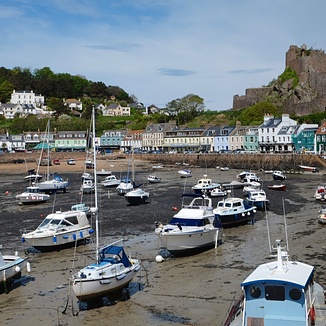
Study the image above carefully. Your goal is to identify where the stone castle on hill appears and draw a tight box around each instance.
[232,44,326,115]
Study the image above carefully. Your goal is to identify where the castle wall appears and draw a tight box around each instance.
[233,45,326,114]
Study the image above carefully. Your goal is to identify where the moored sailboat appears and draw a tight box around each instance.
[71,106,141,301]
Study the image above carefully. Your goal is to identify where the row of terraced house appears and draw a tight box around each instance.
[2,113,326,155]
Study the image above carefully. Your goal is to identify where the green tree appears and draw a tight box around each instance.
[166,94,205,125]
[239,102,280,125]
[0,80,14,102]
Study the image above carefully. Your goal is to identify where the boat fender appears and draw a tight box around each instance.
[15,266,21,273]
[308,306,316,325]
[172,206,178,211]
[155,255,164,263]
[27,262,31,273]
[73,234,77,241]
[53,236,57,243]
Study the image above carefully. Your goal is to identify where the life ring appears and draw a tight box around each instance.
[308,306,316,325]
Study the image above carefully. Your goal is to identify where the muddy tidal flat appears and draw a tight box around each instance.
[0,160,326,326]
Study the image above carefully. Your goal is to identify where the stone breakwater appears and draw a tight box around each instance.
[2,151,326,171]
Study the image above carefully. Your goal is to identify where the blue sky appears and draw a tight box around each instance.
[1,0,325,111]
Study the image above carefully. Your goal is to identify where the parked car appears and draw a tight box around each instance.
[53,159,60,165]
[67,158,76,165]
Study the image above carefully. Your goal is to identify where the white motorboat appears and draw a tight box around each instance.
[147,175,161,183]
[80,179,95,194]
[178,169,192,178]
[243,181,261,196]
[24,169,42,182]
[0,248,31,292]
[272,170,286,181]
[224,208,326,326]
[222,180,246,190]
[81,172,93,181]
[213,197,256,228]
[125,188,150,205]
[318,208,326,224]
[71,107,140,302]
[37,174,69,194]
[101,175,121,187]
[21,210,93,251]
[191,175,221,195]
[154,194,223,256]
[237,171,261,182]
[16,184,50,205]
[244,189,269,211]
[210,187,228,197]
[97,169,112,176]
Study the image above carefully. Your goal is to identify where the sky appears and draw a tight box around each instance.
[1,0,325,111]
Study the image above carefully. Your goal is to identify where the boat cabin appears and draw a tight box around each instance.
[241,240,317,326]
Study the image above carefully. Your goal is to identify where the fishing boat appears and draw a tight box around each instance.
[191,175,221,195]
[272,170,286,181]
[71,107,141,302]
[244,189,269,211]
[243,181,261,196]
[0,247,31,292]
[154,194,223,256]
[16,184,50,205]
[267,184,287,191]
[224,208,326,326]
[210,187,228,197]
[299,165,319,173]
[125,188,150,205]
[80,179,95,194]
[20,209,93,251]
[147,175,161,183]
[213,197,256,228]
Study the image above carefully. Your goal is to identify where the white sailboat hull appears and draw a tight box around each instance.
[72,259,140,301]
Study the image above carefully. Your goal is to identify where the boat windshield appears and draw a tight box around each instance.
[169,217,206,227]
[38,218,61,228]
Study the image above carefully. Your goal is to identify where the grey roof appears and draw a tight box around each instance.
[259,117,282,128]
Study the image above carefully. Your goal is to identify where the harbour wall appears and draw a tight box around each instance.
[2,151,326,171]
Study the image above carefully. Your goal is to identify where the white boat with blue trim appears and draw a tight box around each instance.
[154,194,223,256]
[20,210,93,251]
[71,106,141,302]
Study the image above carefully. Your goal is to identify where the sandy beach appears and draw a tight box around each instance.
[0,159,325,326]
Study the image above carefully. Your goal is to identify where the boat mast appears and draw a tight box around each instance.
[91,106,99,264]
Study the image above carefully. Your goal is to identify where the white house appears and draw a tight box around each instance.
[11,90,44,107]
[258,114,297,153]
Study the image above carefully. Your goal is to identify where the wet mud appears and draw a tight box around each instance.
[0,164,325,325]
